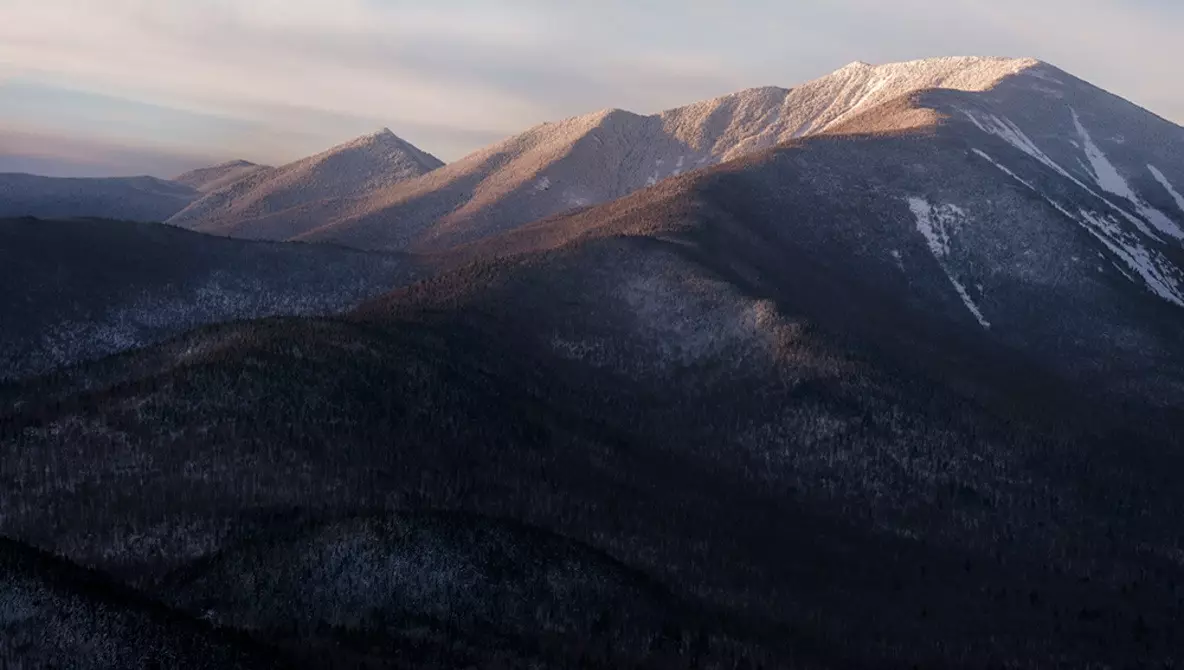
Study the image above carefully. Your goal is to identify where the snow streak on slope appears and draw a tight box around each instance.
[1148,165,1184,215]
[1070,109,1182,240]
[1075,209,1184,305]
[972,149,1184,307]
[964,109,1166,240]
[907,197,991,328]
[1146,164,1184,214]
[963,112,1072,179]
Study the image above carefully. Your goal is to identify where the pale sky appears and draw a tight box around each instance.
[0,0,1180,177]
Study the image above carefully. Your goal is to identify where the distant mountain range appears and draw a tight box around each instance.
[4,56,1184,668]
[0,173,200,222]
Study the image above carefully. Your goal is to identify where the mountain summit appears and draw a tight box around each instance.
[162,57,1049,249]
[168,129,443,239]
[296,57,1051,250]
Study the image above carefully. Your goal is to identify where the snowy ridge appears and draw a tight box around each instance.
[303,57,1045,250]
[168,129,443,237]
[173,160,271,194]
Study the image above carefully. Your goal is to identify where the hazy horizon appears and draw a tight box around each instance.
[2,0,1182,178]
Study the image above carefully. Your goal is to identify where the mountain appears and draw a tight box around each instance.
[156,511,745,668]
[0,537,284,669]
[0,173,199,221]
[168,129,444,239]
[5,56,1184,668]
[0,217,418,381]
[174,160,272,193]
[290,56,1045,251]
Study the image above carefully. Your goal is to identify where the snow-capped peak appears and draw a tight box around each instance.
[839,60,873,71]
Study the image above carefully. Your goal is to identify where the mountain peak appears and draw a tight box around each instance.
[169,125,443,235]
[339,128,405,150]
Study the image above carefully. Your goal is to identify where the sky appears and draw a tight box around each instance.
[0,0,1181,177]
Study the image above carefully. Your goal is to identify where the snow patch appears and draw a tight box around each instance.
[1076,210,1184,305]
[972,149,1184,306]
[964,112,1070,179]
[1073,108,1134,199]
[1148,165,1184,215]
[966,112,1166,240]
[1070,109,1181,240]
[565,193,591,207]
[907,197,991,328]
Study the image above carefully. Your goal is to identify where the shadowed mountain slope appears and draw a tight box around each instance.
[0,217,418,381]
[0,537,285,669]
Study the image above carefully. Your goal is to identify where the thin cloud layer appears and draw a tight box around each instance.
[0,0,1180,174]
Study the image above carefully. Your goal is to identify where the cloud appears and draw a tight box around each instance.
[0,1,558,140]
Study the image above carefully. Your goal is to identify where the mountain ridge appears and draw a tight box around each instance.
[296,57,1058,250]
[166,128,444,238]
[174,159,272,194]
